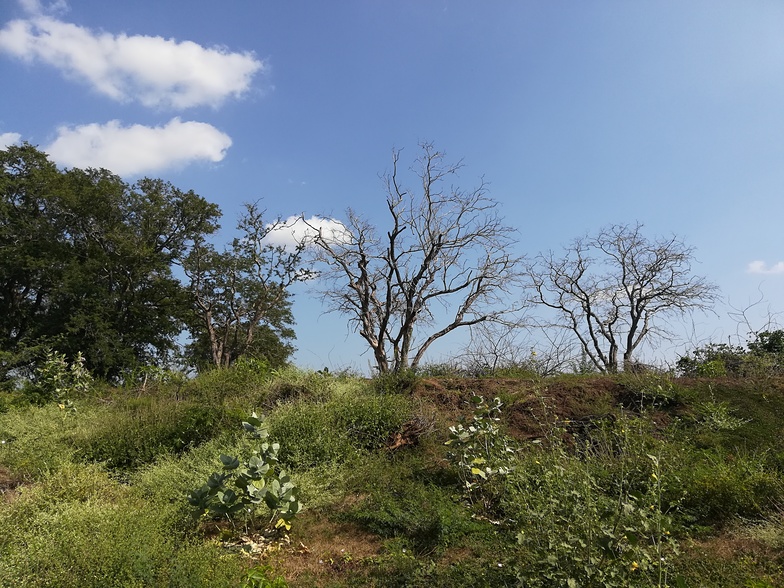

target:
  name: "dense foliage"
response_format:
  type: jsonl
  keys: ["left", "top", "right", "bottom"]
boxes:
{"left": 678, "top": 329, "right": 784, "bottom": 377}
{"left": 3, "top": 143, "right": 784, "bottom": 586}
{"left": 0, "top": 145, "right": 298, "bottom": 382}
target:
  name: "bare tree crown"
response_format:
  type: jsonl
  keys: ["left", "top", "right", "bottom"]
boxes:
{"left": 306, "top": 142, "right": 524, "bottom": 374}
{"left": 526, "top": 222, "right": 719, "bottom": 372}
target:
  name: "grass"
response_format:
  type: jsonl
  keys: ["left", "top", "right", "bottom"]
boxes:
{"left": 2, "top": 365, "right": 784, "bottom": 586}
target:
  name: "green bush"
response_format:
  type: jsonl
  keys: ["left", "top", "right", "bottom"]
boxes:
{"left": 71, "top": 396, "right": 227, "bottom": 470}
{"left": 372, "top": 369, "right": 419, "bottom": 394}
{"left": 346, "top": 467, "right": 484, "bottom": 555}
{"left": 360, "top": 545, "right": 515, "bottom": 588}
{"left": 188, "top": 413, "right": 302, "bottom": 533}
{"left": 501, "top": 413, "right": 681, "bottom": 588}
{"left": 0, "top": 500, "right": 243, "bottom": 587}
{"left": 184, "top": 357, "right": 273, "bottom": 403}
{"left": 267, "top": 401, "right": 355, "bottom": 469}
{"left": 23, "top": 349, "right": 93, "bottom": 409}
{"left": 672, "top": 450, "right": 782, "bottom": 527}
{"left": 330, "top": 393, "right": 412, "bottom": 451}
{"left": 444, "top": 395, "right": 516, "bottom": 508}
{"left": 0, "top": 403, "right": 80, "bottom": 479}
{"left": 268, "top": 391, "right": 412, "bottom": 469}
{"left": 616, "top": 372, "right": 681, "bottom": 411}
{"left": 0, "top": 462, "right": 245, "bottom": 587}
{"left": 677, "top": 335, "right": 784, "bottom": 378}
{"left": 129, "top": 432, "right": 261, "bottom": 527}
{"left": 263, "top": 367, "right": 338, "bottom": 406}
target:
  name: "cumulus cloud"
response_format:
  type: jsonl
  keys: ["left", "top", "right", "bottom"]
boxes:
{"left": 264, "top": 216, "right": 352, "bottom": 251}
{"left": 0, "top": 15, "right": 263, "bottom": 108}
{"left": 0, "top": 132, "right": 22, "bottom": 148}
{"left": 747, "top": 260, "right": 784, "bottom": 275}
{"left": 44, "top": 118, "right": 231, "bottom": 176}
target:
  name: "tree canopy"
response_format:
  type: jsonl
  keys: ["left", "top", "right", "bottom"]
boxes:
{"left": 183, "top": 203, "right": 310, "bottom": 370}
{"left": 0, "top": 144, "right": 299, "bottom": 382}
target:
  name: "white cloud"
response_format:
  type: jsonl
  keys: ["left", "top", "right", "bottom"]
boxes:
{"left": 747, "top": 260, "right": 784, "bottom": 275}
{"left": 0, "top": 15, "right": 263, "bottom": 108}
{"left": 44, "top": 118, "right": 231, "bottom": 176}
{"left": 18, "top": 0, "right": 69, "bottom": 16}
{"left": 264, "top": 216, "right": 351, "bottom": 251}
{"left": 0, "top": 132, "right": 22, "bottom": 148}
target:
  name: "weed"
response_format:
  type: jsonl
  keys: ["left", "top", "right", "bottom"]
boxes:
{"left": 444, "top": 395, "right": 515, "bottom": 507}
{"left": 72, "top": 396, "right": 226, "bottom": 470}
{"left": 188, "top": 413, "right": 301, "bottom": 533}
{"left": 0, "top": 464, "right": 244, "bottom": 587}
{"left": 25, "top": 349, "right": 92, "bottom": 411}
{"left": 240, "top": 565, "right": 289, "bottom": 588}
{"left": 508, "top": 414, "right": 681, "bottom": 587}
{"left": 372, "top": 369, "right": 419, "bottom": 395}
{"left": 696, "top": 386, "right": 750, "bottom": 432}
{"left": 351, "top": 486, "right": 482, "bottom": 555}
{"left": 672, "top": 449, "right": 782, "bottom": 527}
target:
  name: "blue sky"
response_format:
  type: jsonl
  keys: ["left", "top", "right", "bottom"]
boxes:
{"left": 2, "top": 0, "right": 783, "bottom": 371}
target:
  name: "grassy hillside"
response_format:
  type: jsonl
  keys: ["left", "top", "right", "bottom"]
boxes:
{"left": 1, "top": 367, "right": 783, "bottom": 587}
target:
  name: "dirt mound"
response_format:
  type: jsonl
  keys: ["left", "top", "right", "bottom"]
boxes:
{"left": 414, "top": 376, "right": 638, "bottom": 441}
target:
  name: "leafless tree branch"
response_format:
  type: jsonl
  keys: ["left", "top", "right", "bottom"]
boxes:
{"left": 305, "top": 142, "right": 525, "bottom": 373}
{"left": 524, "top": 222, "right": 719, "bottom": 372}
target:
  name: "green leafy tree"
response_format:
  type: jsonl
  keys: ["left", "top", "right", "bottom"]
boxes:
{"left": 183, "top": 203, "right": 311, "bottom": 370}
{"left": 0, "top": 144, "right": 220, "bottom": 381}
{"left": 748, "top": 329, "right": 784, "bottom": 355}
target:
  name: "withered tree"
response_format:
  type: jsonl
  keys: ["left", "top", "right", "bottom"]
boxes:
{"left": 306, "top": 143, "right": 523, "bottom": 374}
{"left": 525, "top": 222, "right": 718, "bottom": 372}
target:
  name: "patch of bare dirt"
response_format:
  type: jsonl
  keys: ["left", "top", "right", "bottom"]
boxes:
{"left": 0, "top": 466, "right": 23, "bottom": 502}
{"left": 268, "top": 512, "right": 383, "bottom": 586}
{"left": 414, "top": 376, "right": 629, "bottom": 440}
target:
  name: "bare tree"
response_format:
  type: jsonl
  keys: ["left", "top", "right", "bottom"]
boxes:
{"left": 460, "top": 321, "right": 576, "bottom": 376}
{"left": 525, "top": 222, "right": 719, "bottom": 372}
{"left": 727, "top": 289, "right": 783, "bottom": 347}
{"left": 305, "top": 143, "right": 524, "bottom": 374}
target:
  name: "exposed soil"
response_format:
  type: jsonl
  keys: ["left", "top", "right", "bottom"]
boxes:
{"left": 413, "top": 375, "right": 649, "bottom": 441}
{"left": 270, "top": 512, "right": 384, "bottom": 586}
{"left": 0, "top": 466, "right": 22, "bottom": 502}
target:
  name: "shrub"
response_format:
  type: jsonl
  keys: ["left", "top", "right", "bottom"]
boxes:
{"left": 263, "top": 367, "right": 337, "bottom": 406}
{"left": 72, "top": 396, "right": 226, "bottom": 470}
{"left": 24, "top": 349, "right": 92, "bottom": 409}
{"left": 267, "top": 401, "right": 355, "bottom": 469}
{"left": 330, "top": 393, "right": 412, "bottom": 451}
{"left": 617, "top": 372, "right": 680, "bottom": 411}
{"left": 240, "top": 566, "right": 289, "bottom": 588}
{"left": 346, "top": 462, "right": 484, "bottom": 555}
{"left": 184, "top": 357, "right": 273, "bottom": 403}
{"left": 677, "top": 343, "right": 747, "bottom": 377}
{"left": 0, "top": 463, "right": 244, "bottom": 587}
{"left": 678, "top": 335, "right": 784, "bottom": 378}
{"left": 0, "top": 499, "right": 243, "bottom": 587}
{"left": 671, "top": 450, "right": 782, "bottom": 527}
{"left": 504, "top": 414, "right": 681, "bottom": 588}
{"left": 444, "top": 395, "right": 515, "bottom": 507}
{"left": 188, "top": 413, "right": 302, "bottom": 533}
{"left": 268, "top": 391, "right": 412, "bottom": 469}
{"left": 0, "top": 403, "right": 80, "bottom": 479}
{"left": 372, "top": 369, "right": 419, "bottom": 394}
